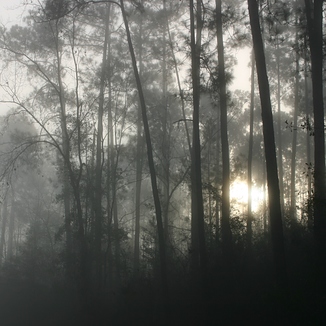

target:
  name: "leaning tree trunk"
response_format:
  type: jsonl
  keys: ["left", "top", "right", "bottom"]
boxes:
{"left": 120, "top": 0, "right": 168, "bottom": 299}
{"left": 248, "top": 0, "right": 287, "bottom": 289}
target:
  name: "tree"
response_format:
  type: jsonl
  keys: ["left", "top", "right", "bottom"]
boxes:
{"left": 304, "top": 0, "right": 326, "bottom": 279}
{"left": 120, "top": 0, "right": 168, "bottom": 299}
{"left": 216, "top": 0, "right": 232, "bottom": 260}
{"left": 133, "top": 1, "right": 145, "bottom": 277}
{"left": 247, "top": 50, "right": 255, "bottom": 251}
{"left": 248, "top": 0, "right": 287, "bottom": 288}
{"left": 0, "top": 4, "right": 91, "bottom": 302}
{"left": 0, "top": 193, "right": 8, "bottom": 266}
{"left": 189, "top": 0, "right": 208, "bottom": 288}
{"left": 94, "top": 3, "right": 111, "bottom": 291}
{"left": 290, "top": 12, "right": 300, "bottom": 221}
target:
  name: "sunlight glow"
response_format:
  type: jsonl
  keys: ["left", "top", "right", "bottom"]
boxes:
{"left": 230, "top": 180, "right": 264, "bottom": 212}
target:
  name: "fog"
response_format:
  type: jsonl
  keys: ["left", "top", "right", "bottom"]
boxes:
{"left": 0, "top": 0, "right": 324, "bottom": 325}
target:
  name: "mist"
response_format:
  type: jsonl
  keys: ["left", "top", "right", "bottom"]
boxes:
{"left": 0, "top": 0, "right": 324, "bottom": 325}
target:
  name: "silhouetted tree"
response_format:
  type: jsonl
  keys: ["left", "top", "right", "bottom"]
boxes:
{"left": 248, "top": 0, "right": 287, "bottom": 288}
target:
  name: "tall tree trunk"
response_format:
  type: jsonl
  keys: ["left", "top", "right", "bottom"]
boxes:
{"left": 190, "top": 0, "right": 208, "bottom": 284}
{"left": 207, "top": 127, "right": 213, "bottom": 244}
{"left": 276, "top": 40, "right": 285, "bottom": 215}
{"left": 304, "top": 43, "right": 313, "bottom": 226}
{"left": 63, "top": 170, "right": 72, "bottom": 279}
{"left": 247, "top": 50, "right": 255, "bottom": 251}
{"left": 215, "top": 109, "right": 221, "bottom": 246}
{"left": 55, "top": 24, "right": 88, "bottom": 304}
{"left": 57, "top": 50, "right": 73, "bottom": 281}
{"left": 162, "top": 0, "right": 171, "bottom": 247}
{"left": 105, "top": 5, "right": 114, "bottom": 292}
{"left": 248, "top": 0, "right": 287, "bottom": 288}
{"left": 94, "top": 4, "right": 110, "bottom": 291}
{"left": 110, "top": 104, "right": 121, "bottom": 285}
{"left": 7, "top": 188, "right": 15, "bottom": 259}
{"left": 263, "top": 166, "right": 268, "bottom": 233}
{"left": 120, "top": 0, "right": 168, "bottom": 299}
{"left": 134, "top": 2, "right": 145, "bottom": 276}
{"left": 134, "top": 119, "right": 144, "bottom": 276}
{"left": 167, "top": 21, "right": 191, "bottom": 153}
{"left": 0, "top": 193, "right": 8, "bottom": 265}
{"left": 216, "top": 0, "right": 232, "bottom": 258}
{"left": 290, "top": 24, "right": 300, "bottom": 222}
{"left": 305, "top": 0, "right": 325, "bottom": 279}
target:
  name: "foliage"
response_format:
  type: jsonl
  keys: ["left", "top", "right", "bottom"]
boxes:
{"left": 0, "top": 0, "right": 323, "bottom": 324}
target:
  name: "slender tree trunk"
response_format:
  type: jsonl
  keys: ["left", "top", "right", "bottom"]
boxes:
{"left": 63, "top": 172, "right": 72, "bottom": 279}
{"left": 304, "top": 44, "right": 313, "bottom": 226}
{"left": 7, "top": 188, "right": 15, "bottom": 259}
{"left": 276, "top": 41, "right": 285, "bottom": 215}
{"left": 110, "top": 105, "right": 121, "bottom": 285}
{"left": 162, "top": 0, "right": 171, "bottom": 247}
{"left": 190, "top": 0, "right": 208, "bottom": 284}
{"left": 167, "top": 23, "right": 191, "bottom": 153}
{"left": 57, "top": 52, "right": 73, "bottom": 281}
{"left": 134, "top": 123, "right": 144, "bottom": 275}
{"left": 248, "top": 0, "right": 287, "bottom": 288}
{"left": 216, "top": 0, "right": 232, "bottom": 258}
{"left": 263, "top": 166, "right": 268, "bottom": 233}
{"left": 134, "top": 3, "right": 144, "bottom": 276}
{"left": 305, "top": 0, "right": 326, "bottom": 279}
{"left": 105, "top": 5, "right": 114, "bottom": 292}
{"left": 94, "top": 4, "right": 110, "bottom": 291}
{"left": 0, "top": 194, "right": 8, "bottom": 265}
{"left": 247, "top": 50, "right": 255, "bottom": 251}
{"left": 207, "top": 130, "right": 213, "bottom": 244}
{"left": 120, "top": 0, "right": 168, "bottom": 299}
{"left": 55, "top": 24, "right": 89, "bottom": 304}
{"left": 290, "top": 24, "right": 300, "bottom": 222}
{"left": 215, "top": 111, "right": 220, "bottom": 246}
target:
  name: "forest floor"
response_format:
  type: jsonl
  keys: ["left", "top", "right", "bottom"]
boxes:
{"left": 1, "top": 275, "right": 325, "bottom": 326}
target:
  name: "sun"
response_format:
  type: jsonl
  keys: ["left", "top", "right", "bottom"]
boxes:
{"left": 230, "top": 179, "right": 265, "bottom": 212}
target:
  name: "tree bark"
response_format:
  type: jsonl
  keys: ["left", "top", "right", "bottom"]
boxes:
{"left": 304, "top": 0, "right": 326, "bottom": 278}
{"left": 216, "top": 0, "right": 232, "bottom": 258}
{"left": 134, "top": 2, "right": 145, "bottom": 276}
{"left": 54, "top": 21, "right": 89, "bottom": 303}
{"left": 248, "top": 0, "right": 287, "bottom": 288}
{"left": 247, "top": 50, "right": 255, "bottom": 251}
{"left": 304, "top": 42, "right": 313, "bottom": 226}
{"left": 94, "top": 4, "right": 110, "bottom": 291}
{"left": 120, "top": 0, "right": 168, "bottom": 298}
{"left": 190, "top": 0, "right": 208, "bottom": 282}
{"left": 276, "top": 40, "right": 285, "bottom": 215}
{"left": 7, "top": 188, "right": 15, "bottom": 260}
{"left": 162, "top": 0, "right": 171, "bottom": 247}
{"left": 290, "top": 23, "right": 300, "bottom": 222}
{"left": 0, "top": 193, "right": 8, "bottom": 265}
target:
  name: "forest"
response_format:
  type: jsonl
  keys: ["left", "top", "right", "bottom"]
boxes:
{"left": 0, "top": 0, "right": 325, "bottom": 325}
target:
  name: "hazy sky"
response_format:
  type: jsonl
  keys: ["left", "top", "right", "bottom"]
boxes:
{"left": 0, "top": 0, "right": 28, "bottom": 27}
{"left": 0, "top": 0, "right": 250, "bottom": 117}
